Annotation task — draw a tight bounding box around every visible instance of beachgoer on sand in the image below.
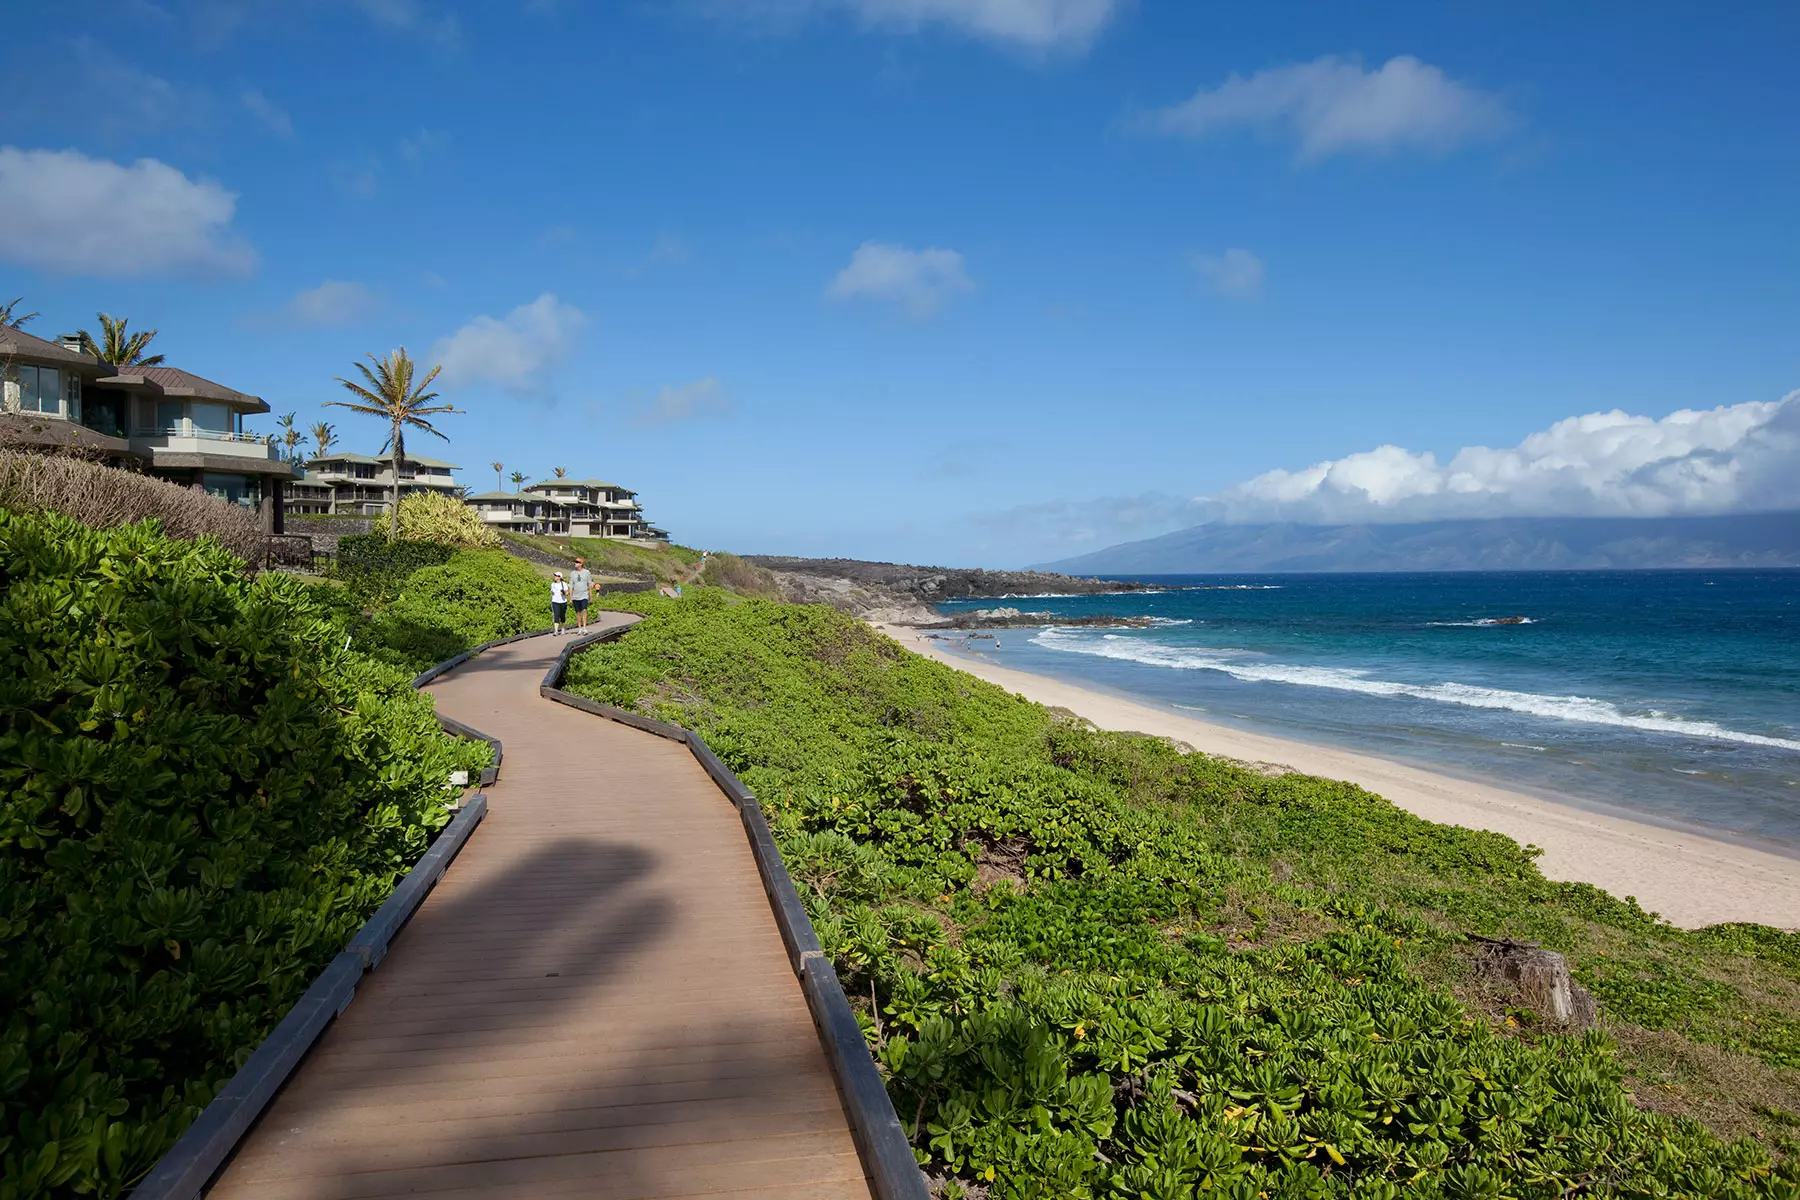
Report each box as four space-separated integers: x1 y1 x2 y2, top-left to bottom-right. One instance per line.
550 571 569 635
570 557 593 631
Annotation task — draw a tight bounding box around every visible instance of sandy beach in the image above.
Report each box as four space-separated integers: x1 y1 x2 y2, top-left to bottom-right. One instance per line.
875 623 1800 930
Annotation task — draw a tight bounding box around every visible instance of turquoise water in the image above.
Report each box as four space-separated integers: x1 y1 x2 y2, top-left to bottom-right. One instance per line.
932 571 1800 852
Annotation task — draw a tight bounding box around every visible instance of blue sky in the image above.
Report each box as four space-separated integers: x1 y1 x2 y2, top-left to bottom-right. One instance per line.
5 0 1797 565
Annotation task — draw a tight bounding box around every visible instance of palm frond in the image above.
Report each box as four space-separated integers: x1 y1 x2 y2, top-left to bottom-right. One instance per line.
0 298 37 329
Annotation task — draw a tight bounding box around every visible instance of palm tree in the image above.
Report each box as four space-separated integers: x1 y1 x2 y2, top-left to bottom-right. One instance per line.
0 298 37 329
325 348 459 539
311 420 336 461
276 412 303 460
509 469 526 493
552 466 568 479
76 313 165 367
491 460 504 491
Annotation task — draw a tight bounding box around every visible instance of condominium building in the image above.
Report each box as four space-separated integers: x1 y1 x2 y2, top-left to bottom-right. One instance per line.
465 478 669 541
288 453 461 515
1 325 295 530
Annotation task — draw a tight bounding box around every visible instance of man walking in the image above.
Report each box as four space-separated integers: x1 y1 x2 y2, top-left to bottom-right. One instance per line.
570 556 593 632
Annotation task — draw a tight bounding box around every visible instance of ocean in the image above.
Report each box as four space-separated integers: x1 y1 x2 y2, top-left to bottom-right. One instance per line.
930 571 1800 853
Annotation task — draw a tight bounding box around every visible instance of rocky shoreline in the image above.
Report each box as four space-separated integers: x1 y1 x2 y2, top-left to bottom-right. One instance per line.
747 555 1159 626
917 606 1160 630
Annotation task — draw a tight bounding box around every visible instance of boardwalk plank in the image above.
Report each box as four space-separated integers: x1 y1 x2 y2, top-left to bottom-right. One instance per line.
208 624 872 1200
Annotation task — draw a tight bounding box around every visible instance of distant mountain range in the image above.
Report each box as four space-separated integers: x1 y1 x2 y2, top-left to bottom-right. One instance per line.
1037 513 1800 574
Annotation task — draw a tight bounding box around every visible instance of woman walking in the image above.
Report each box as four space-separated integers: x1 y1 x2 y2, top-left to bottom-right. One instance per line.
550 570 570 635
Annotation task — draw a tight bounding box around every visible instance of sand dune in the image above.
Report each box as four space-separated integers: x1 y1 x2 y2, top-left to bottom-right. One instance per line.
875 624 1800 931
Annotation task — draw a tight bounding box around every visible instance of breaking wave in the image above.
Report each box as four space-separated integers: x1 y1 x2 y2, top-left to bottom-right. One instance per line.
1428 617 1538 627
1030 628 1800 752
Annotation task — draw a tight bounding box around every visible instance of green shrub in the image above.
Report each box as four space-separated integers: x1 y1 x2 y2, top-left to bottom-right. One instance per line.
365 549 549 671
372 491 499 549
0 511 489 1199
334 535 455 605
567 598 1800 1198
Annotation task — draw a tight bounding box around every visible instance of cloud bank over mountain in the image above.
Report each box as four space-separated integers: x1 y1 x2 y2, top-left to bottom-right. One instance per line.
1206 393 1800 525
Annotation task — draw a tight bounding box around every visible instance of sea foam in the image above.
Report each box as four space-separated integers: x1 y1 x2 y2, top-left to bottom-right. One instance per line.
1029 628 1800 753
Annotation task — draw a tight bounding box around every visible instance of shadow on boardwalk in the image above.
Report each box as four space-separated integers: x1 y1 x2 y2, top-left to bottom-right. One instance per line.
217 838 856 1198
211 630 871 1199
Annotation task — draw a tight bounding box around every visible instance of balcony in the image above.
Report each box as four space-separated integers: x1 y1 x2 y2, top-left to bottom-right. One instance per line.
132 426 285 462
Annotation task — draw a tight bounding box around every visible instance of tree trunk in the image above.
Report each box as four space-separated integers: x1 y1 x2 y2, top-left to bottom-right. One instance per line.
389 418 404 541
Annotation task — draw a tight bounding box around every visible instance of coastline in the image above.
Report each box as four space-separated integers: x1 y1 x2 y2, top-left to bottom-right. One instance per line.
875 622 1800 931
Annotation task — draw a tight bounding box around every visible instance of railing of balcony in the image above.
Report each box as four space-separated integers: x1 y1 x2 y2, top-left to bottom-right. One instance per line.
133 425 271 444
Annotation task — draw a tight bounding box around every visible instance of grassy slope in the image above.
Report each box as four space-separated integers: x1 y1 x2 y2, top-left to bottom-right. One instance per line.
309 548 552 672
566 594 1800 1198
498 530 702 585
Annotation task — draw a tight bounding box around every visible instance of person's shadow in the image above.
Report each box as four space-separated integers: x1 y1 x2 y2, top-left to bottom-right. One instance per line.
209 837 865 1198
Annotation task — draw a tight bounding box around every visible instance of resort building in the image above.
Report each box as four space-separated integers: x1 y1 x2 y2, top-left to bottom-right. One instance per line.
521 478 665 540
0 325 294 529
462 479 669 541
288 453 462 515
461 491 567 533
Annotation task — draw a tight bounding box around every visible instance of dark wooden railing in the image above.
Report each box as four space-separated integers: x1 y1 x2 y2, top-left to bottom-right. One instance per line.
129 639 520 1200
540 627 930 1200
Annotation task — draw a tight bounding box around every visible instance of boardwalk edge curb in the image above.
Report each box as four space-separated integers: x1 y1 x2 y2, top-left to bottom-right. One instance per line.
131 631 540 1200
543 622 932 1200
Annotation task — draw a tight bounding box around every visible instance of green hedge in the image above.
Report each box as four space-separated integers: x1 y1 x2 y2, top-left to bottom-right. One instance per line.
566 596 1800 1199
334 535 456 604
362 549 550 671
0 513 490 1199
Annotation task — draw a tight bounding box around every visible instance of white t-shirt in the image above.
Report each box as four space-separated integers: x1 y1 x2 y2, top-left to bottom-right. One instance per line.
551 581 569 604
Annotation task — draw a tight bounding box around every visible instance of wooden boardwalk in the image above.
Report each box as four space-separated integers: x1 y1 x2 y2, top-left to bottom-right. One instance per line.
210 621 875 1200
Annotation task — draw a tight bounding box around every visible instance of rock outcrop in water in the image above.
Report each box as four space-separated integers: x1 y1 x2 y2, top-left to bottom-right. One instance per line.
919 606 1159 630
746 556 1156 626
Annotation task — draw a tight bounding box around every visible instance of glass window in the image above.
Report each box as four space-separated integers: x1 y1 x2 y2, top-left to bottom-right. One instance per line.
63 372 80 421
200 473 254 507
190 402 229 433
157 401 185 432
16 365 62 415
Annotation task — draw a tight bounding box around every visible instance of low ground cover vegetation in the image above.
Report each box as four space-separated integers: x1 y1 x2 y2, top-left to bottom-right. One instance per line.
0 512 490 1198
566 595 1800 1198
498 529 700 586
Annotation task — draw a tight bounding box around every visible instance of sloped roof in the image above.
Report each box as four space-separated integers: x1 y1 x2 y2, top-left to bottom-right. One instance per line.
373 451 459 469
464 491 524 501
0 326 101 369
139 366 269 414
525 478 618 490
309 453 383 466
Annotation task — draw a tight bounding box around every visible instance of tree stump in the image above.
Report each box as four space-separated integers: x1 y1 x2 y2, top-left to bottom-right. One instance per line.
1474 937 1599 1029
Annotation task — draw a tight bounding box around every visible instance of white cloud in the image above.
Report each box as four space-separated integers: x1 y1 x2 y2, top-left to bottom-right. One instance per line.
1144 55 1513 160
1191 247 1263 299
242 88 292 136
636 377 731 427
355 0 461 48
431 293 587 393
73 40 203 133
1207 393 1800 524
330 158 381 199
287 280 374 325
0 147 255 277
398 128 449 162
704 0 1119 51
827 241 974 318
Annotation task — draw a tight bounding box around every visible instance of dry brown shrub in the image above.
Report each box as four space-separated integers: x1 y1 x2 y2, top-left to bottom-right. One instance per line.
0 450 266 563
